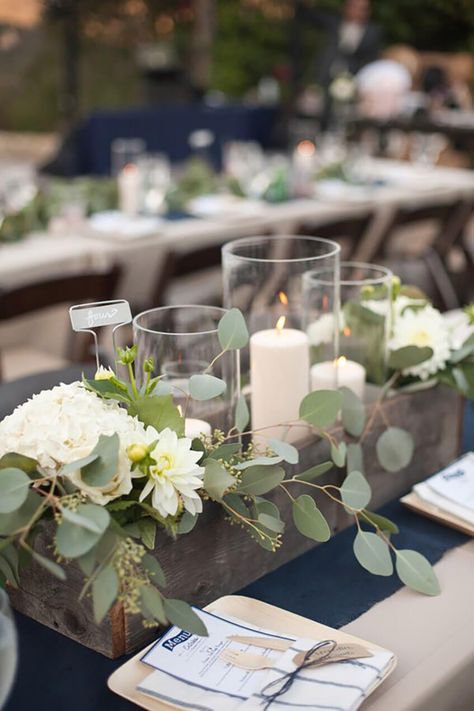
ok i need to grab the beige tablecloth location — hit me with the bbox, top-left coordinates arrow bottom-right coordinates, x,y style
343,541 -> 474,711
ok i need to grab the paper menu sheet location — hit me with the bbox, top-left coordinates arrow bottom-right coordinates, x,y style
139,608 -> 294,705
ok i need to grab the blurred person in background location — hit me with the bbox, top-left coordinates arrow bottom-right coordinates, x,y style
356,45 -> 419,120
296,0 -> 383,127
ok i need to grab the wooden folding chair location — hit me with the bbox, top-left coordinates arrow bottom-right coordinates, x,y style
296,213 -> 373,259
0,266 -> 121,382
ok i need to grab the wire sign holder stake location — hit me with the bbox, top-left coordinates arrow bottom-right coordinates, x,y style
69,299 -> 132,369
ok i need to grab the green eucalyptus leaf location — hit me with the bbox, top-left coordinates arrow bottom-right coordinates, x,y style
60,454 -> 99,476
0,555 -> 17,587
163,598 -> 208,636
238,465 -> 285,496
177,511 -> 198,534
295,461 -> 333,482
253,497 -> 281,519
341,470 -> 371,511
292,495 -> 331,542
358,510 -> 399,535
140,585 -> 167,624
347,443 -> 364,475
235,394 -> 250,433
56,504 -> 110,558
138,518 -> 157,550
129,395 -> 184,436
81,434 -> 120,487
92,565 -> 119,623
376,427 -> 414,473
142,553 -> 166,587
32,551 -> 66,581
189,374 -> 227,401
218,308 -> 249,350
268,439 -> 299,465
257,512 -> 285,533
223,493 -> 250,519
77,549 -> 96,576
0,452 -> 37,474
396,378 -> 438,394
2,545 -> 19,587
235,456 -> 282,470
299,390 -> 342,428
61,507 -> 104,534
353,531 -> 393,576
0,468 -> 30,513
330,441 -> 346,468
153,381 -> 174,396
340,386 -> 365,437
208,443 -> 241,462
203,459 -> 235,501
395,549 -> 440,596
0,490 -> 42,536
388,346 -> 434,371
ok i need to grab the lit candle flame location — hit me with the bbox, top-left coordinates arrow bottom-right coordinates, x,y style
343,327 -> 351,337
177,405 -> 183,416
276,315 -> 286,332
297,140 -> 316,157
279,291 -> 289,306
337,356 -> 347,366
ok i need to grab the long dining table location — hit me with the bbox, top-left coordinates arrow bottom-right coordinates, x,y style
1,158 -> 473,358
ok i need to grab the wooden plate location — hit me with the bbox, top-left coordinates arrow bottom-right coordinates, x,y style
108,594 -> 397,710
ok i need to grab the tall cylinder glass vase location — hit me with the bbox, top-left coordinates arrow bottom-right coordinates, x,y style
303,262 -> 393,398
133,305 -> 239,436
222,235 -> 340,442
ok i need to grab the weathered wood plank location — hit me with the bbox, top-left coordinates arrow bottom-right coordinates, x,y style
8,386 -> 463,657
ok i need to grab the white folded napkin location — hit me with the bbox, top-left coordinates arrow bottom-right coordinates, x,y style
413,452 -> 474,524
137,609 -> 395,711
239,638 -> 395,711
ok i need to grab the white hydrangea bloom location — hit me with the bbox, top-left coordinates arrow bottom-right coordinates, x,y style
389,305 -> 451,380
137,428 -> 204,519
0,381 -> 147,505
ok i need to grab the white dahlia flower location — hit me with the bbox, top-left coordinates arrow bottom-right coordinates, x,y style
137,428 -> 204,519
0,381 -> 147,505
443,310 -> 474,351
389,305 -> 451,380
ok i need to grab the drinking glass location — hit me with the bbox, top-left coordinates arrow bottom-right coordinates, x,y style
138,153 -> 171,215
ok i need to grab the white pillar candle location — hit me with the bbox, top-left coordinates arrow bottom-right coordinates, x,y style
118,163 -> 141,216
311,356 -> 366,400
250,320 -> 310,442
185,418 -> 212,439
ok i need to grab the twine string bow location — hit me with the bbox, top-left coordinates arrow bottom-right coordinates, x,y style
260,639 -> 338,710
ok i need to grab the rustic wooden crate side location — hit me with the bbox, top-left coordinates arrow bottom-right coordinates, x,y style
8,386 -> 463,658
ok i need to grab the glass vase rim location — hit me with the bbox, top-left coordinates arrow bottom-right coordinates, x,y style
305,261 -> 393,287
133,304 -> 228,336
222,235 -> 341,263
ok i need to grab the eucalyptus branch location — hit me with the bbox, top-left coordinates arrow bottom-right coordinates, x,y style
222,500 -> 276,545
